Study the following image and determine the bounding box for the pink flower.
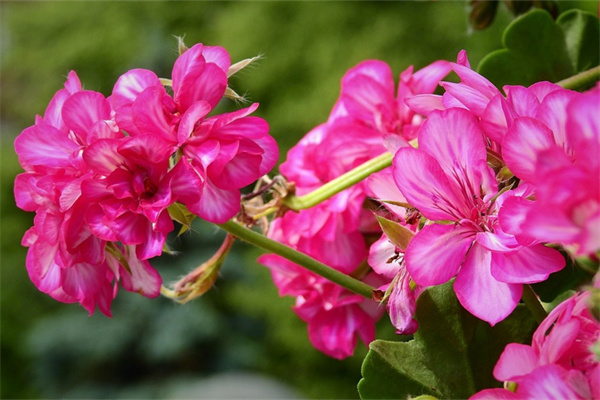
[82,134,201,260]
[500,86,600,256]
[393,108,565,325]
[258,251,382,360]
[112,44,278,223]
[111,43,229,145]
[472,292,600,400]
[15,72,163,315]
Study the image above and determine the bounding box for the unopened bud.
[177,36,189,55]
[504,0,533,16]
[504,380,518,392]
[469,0,499,30]
[162,234,235,303]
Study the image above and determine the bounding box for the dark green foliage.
[358,282,537,400]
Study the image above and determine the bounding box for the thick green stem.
[522,284,547,324]
[218,220,376,299]
[556,65,600,90]
[283,151,393,211]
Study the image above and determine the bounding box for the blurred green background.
[1,1,596,398]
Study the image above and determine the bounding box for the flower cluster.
[14,43,278,315]
[259,59,452,358]
[382,51,599,326]
[472,291,600,400]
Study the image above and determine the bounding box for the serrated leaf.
[374,215,414,251]
[478,9,575,87]
[358,282,536,399]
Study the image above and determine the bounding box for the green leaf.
[374,215,414,251]
[478,9,575,87]
[167,202,196,235]
[358,282,536,399]
[557,9,600,74]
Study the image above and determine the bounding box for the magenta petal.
[83,139,123,174]
[118,135,173,166]
[404,94,445,116]
[405,223,475,286]
[393,147,465,220]
[440,81,492,116]
[419,109,487,190]
[454,242,522,325]
[62,91,112,139]
[187,179,240,223]
[62,262,104,300]
[567,89,600,169]
[132,86,174,141]
[503,117,556,183]
[470,389,520,400]
[202,45,231,73]
[172,43,206,95]
[15,124,79,169]
[517,365,581,400]
[120,248,162,297]
[176,63,227,111]
[535,89,577,149]
[111,69,161,109]
[368,234,400,279]
[498,196,538,246]
[177,101,212,145]
[14,173,38,211]
[410,60,452,94]
[491,244,565,284]
[493,343,539,381]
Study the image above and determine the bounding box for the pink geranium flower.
[500,86,600,255]
[393,108,565,325]
[472,292,600,400]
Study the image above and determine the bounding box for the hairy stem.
[218,219,377,299]
[556,65,600,90]
[283,151,393,211]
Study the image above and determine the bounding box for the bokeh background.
[1,1,596,398]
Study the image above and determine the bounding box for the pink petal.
[502,117,556,183]
[405,223,476,286]
[202,45,231,73]
[567,88,600,169]
[493,343,539,381]
[418,108,490,201]
[404,94,444,116]
[387,269,419,334]
[172,43,206,96]
[131,86,174,142]
[454,242,522,325]
[111,69,161,109]
[14,173,38,211]
[368,234,401,279]
[120,246,162,297]
[490,244,565,284]
[517,365,581,400]
[118,134,173,166]
[168,157,204,205]
[15,124,79,169]
[83,139,123,174]
[470,389,520,400]
[393,146,465,221]
[498,195,539,246]
[504,85,541,118]
[535,89,577,150]
[410,60,452,94]
[62,91,112,140]
[187,179,240,223]
[176,63,227,111]
[177,100,212,145]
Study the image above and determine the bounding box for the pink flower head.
[500,86,600,255]
[472,292,600,400]
[111,43,229,145]
[258,251,383,360]
[393,108,565,325]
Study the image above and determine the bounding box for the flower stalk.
[218,219,377,299]
[556,65,600,90]
[282,151,393,211]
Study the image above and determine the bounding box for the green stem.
[218,220,376,299]
[283,151,393,211]
[556,65,600,90]
[522,284,547,324]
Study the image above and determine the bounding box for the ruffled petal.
[62,91,112,140]
[111,68,161,109]
[493,343,539,381]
